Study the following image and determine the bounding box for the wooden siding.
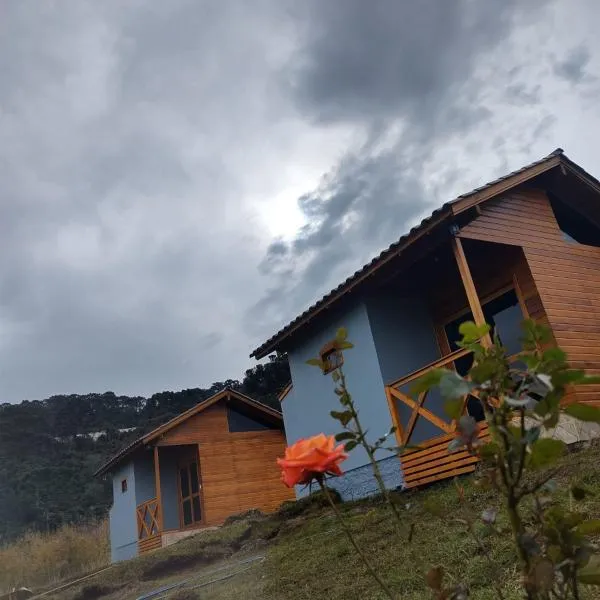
[459,188,600,405]
[401,424,491,489]
[138,534,162,554]
[157,404,294,526]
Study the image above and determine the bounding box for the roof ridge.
[250,148,573,359]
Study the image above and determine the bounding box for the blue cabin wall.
[158,447,181,530]
[134,453,155,503]
[284,301,403,501]
[109,461,138,562]
[366,293,440,384]
[366,292,444,445]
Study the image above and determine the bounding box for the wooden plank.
[451,237,492,347]
[153,446,163,532]
[139,534,162,554]
[385,385,404,446]
[403,453,481,478]
[388,388,453,433]
[404,465,478,489]
[388,347,471,388]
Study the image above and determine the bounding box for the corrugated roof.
[250,148,568,359]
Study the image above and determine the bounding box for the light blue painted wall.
[285,302,394,478]
[366,293,440,384]
[366,292,444,444]
[159,447,181,530]
[283,290,448,501]
[134,453,155,503]
[109,461,138,562]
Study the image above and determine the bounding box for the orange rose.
[277,433,348,488]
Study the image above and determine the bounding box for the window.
[444,288,525,421]
[179,461,202,527]
[319,342,343,375]
[227,405,277,432]
[548,194,600,247]
[121,479,127,493]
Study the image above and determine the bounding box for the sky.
[0,0,599,403]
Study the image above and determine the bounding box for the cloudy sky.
[0,0,598,403]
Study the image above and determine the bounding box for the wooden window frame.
[177,456,204,529]
[121,479,128,493]
[319,341,343,375]
[440,280,529,361]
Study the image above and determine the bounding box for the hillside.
[0,356,290,542]
[28,439,600,600]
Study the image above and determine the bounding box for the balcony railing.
[136,497,160,540]
[385,348,492,489]
[385,347,473,445]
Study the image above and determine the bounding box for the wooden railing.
[385,348,494,489]
[385,347,473,445]
[136,497,160,540]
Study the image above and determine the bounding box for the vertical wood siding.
[459,188,600,405]
[157,404,294,526]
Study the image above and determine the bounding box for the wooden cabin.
[95,388,294,562]
[250,148,600,499]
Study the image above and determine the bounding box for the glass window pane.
[180,467,190,498]
[190,462,199,494]
[183,499,192,525]
[444,311,474,351]
[466,394,486,422]
[192,496,202,522]
[483,290,522,356]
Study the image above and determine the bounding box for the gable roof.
[250,148,600,360]
[94,387,283,477]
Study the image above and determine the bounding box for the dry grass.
[0,520,109,593]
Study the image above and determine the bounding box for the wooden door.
[177,449,203,528]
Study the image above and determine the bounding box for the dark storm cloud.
[247,0,550,335]
[553,45,593,84]
[0,1,296,402]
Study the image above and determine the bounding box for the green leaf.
[439,371,474,401]
[344,440,358,452]
[330,410,353,426]
[336,340,354,350]
[335,431,356,442]
[411,368,450,394]
[444,398,464,420]
[336,327,348,342]
[542,347,567,364]
[577,556,600,585]
[478,442,499,462]
[564,403,600,424]
[577,520,600,536]
[331,371,341,382]
[459,320,490,343]
[529,438,566,469]
[306,358,324,368]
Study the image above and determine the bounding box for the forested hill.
[0,356,290,542]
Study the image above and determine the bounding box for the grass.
[15,440,600,599]
[0,520,109,593]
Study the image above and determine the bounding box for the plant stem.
[318,479,396,600]
[338,367,404,526]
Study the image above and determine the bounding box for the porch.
[375,236,543,489]
[135,444,206,554]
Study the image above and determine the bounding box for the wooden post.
[451,237,492,348]
[153,445,163,532]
